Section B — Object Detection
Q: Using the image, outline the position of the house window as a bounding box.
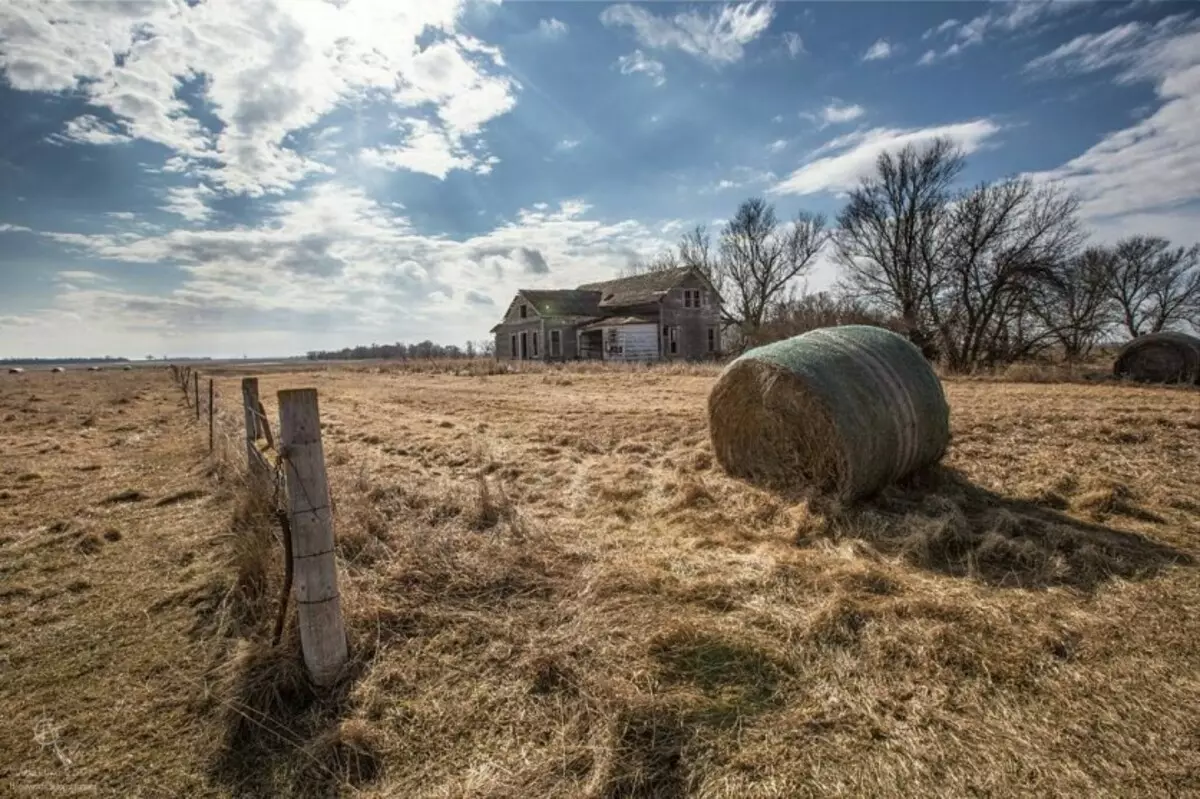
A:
[532,332,539,357]
[510,334,517,359]
[707,327,716,353]
[519,304,528,319]
[682,289,702,308]
[550,330,561,356]
[667,326,678,355]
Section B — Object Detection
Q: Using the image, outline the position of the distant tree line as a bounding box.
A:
[0,355,131,366]
[627,138,1200,371]
[306,339,495,361]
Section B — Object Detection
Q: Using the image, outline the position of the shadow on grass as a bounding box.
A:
[207,633,380,799]
[801,467,1192,591]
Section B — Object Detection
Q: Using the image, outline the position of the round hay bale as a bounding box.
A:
[1112,332,1200,385]
[707,325,950,500]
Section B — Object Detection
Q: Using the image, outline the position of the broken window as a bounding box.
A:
[550,330,561,356]
[532,332,539,356]
[667,326,678,354]
[510,334,517,359]
[519,304,528,319]
[707,327,716,353]
[682,289,702,308]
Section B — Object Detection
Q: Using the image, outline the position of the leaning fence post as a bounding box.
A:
[241,377,268,480]
[208,379,215,452]
[194,372,200,420]
[278,388,347,686]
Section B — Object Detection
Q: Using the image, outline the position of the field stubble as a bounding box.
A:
[1,365,1198,797]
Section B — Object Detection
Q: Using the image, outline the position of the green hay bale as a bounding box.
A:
[707,325,950,500]
[1112,332,1200,385]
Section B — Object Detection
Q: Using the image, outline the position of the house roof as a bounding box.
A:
[518,289,602,317]
[579,315,656,331]
[577,266,702,308]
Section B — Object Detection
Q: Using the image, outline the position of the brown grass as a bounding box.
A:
[1,365,1198,797]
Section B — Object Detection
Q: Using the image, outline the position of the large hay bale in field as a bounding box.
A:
[1112,332,1200,385]
[707,325,950,500]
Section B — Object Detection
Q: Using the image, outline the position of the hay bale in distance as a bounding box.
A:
[707,325,950,501]
[1112,332,1200,385]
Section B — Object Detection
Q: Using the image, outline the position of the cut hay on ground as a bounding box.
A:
[707,325,950,500]
[1113,331,1200,385]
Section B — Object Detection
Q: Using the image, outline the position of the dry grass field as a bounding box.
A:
[2,363,1198,797]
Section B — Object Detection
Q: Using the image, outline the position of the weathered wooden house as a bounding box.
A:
[490,266,724,362]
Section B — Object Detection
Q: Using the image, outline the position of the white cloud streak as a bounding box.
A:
[771,119,1002,196]
[616,50,666,86]
[600,2,775,66]
[1023,18,1200,221]
[862,39,893,61]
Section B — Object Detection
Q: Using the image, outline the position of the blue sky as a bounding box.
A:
[1,0,1198,358]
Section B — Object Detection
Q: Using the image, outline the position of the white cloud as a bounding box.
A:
[556,139,581,151]
[617,50,667,86]
[600,2,775,66]
[7,184,677,356]
[1024,15,1193,77]
[55,271,109,284]
[699,166,776,195]
[783,31,805,58]
[768,138,788,152]
[862,39,893,61]
[54,115,133,146]
[919,1,1084,63]
[1023,19,1200,222]
[923,18,960,40]
[770,119,1002,196]
[0,0,519,197]
[162,184,216,223]
[538,18,569,39]
[821,101,865,125]
[0,223,33,233]
[360,119,479,179]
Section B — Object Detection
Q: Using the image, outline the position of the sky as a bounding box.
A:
[1,0,1199,359]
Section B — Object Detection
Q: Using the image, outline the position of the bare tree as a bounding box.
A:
[1032,246,1118,362]
[755,289,893,344]
[719,197,830,335]
[620,249,680,277]
[936,178,1083,370]
[1104,235,1200,337]
[833,137,965,358]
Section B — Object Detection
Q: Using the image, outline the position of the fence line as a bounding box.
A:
[167,364,347,686]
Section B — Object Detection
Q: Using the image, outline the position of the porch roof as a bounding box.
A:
[579,315,656,332]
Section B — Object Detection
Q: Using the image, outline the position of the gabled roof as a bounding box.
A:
[577,266,716,308]
[518,289,602,317]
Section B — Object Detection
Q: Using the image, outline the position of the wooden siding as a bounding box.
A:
[494,319,581,361]
[494,320,541,360]
[602,324,658,361]
[501,294,539,324]
[659,271,722,360]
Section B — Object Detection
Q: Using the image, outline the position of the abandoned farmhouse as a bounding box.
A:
[491,266,724,362]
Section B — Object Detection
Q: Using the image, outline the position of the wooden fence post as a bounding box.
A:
[241,377,268,480]
[278,388,347,686]
[194,372,200,419]
[208,379,215,452]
